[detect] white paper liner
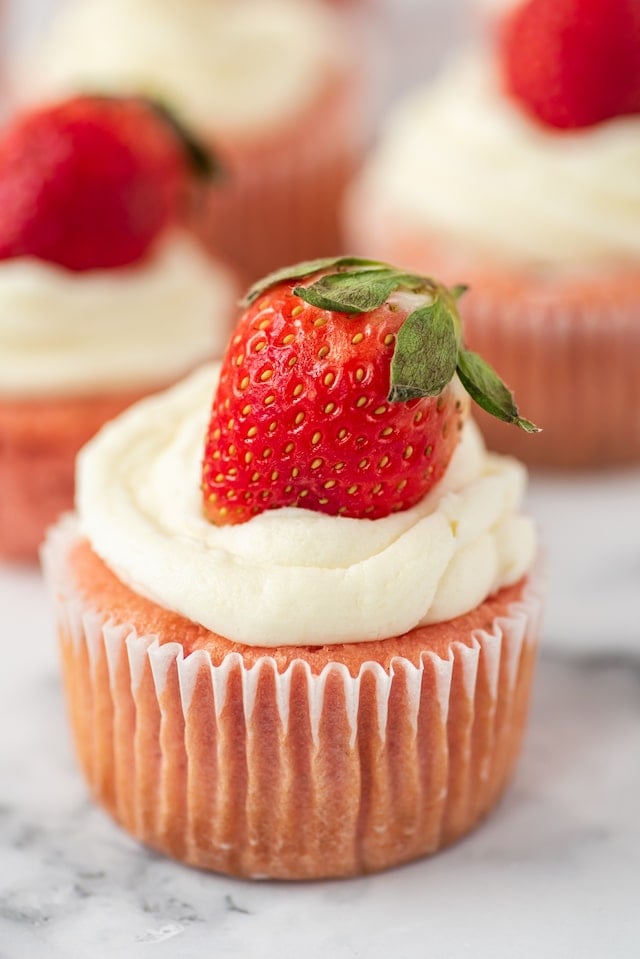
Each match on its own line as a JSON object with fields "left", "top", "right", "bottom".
{"left": 43, "top": 516, "right": 541, "bottom": 879}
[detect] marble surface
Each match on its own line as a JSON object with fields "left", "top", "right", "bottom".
{"left": 1, "top": 471, "right": 639, "bottom": 959}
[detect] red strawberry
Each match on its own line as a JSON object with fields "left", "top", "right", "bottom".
{"left": 202, "top": 258, "right": 537, "bottom": 525}
{"left": 500, "top": 0, "right": 640, "bottom": 129}
{"left": 0, "top": 95, "right": 215, "bottom": 271}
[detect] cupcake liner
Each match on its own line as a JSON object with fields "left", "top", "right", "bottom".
{"left": 454, "top": 277, "right": 640, "bottom": 468}
{"left": 197, "top": 67, "right": 366, "bottom": 285}
{"left": 345, "top": 185, "right": 640, "bottom": 468}
{"left": 0, "top": 388, "right": 152, "bottom": 562}
{"left": 43, "top": 518, "right": 541, "bottom": 880}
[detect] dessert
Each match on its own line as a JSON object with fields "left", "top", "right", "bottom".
{"left": 345, "top": 0, "right": 640, "bottom": 467}
{"left": 0, "top": 94, "right": 237, "bottom": 561}
{"left": 43, "top": 258, "right": 541, "bottom": 879}
{"left": 18, "top": 0, "right": 365, "bottom": 283}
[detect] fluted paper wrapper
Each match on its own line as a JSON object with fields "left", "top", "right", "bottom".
{"left": 43, "top": 521, "right": 541, "bottom": 879}
{"left": 345, "top": 185, "right": 640, "bottom": 469}
{"left": 452, "top": 281, "right": 640, "bottom": 469}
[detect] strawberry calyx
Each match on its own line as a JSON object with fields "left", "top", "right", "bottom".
{"left": 247, "top": 256, "right": 539, "bottom": 432}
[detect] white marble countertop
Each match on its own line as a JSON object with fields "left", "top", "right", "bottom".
{"left": 1, "top": 470, "right": 639, "bottom": 959}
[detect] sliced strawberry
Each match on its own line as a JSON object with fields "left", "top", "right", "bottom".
{"left": 0, "top": 95, "right": 216, "bottom": 271}
{"left": 202, "top": 258, "right": 538, "bottom": 525}
{"left": 500, "top": 0, "right": 640, "bottom": 129}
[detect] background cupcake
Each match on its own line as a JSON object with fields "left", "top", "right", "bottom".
{"left": 0, "top": 94, "right": 237, "bottom": 561}
{"left": 16, "top": 0, "right": 367, "bottom": 284}
{"left": 43, "top": 259, "right": 541, "bottom": 879}
{"left": 345, "top": 0, "right": 640, "bottom": 468}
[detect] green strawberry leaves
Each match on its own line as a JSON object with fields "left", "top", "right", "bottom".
{"left": 456, "top": 350, "right": 540, "bottom": 432}
{"left": 450, "top": 284, "right": 469, "bottom": 300}
{"left": 243, "top": 256, "right": 385, "bottom": 306}
{"left": 294, "top": 269, "right": 409, "bottom": 314}
{"left": 243, "top": 258, "right": 540, "bottom": 434}
{"left": 389, "top": 297, "right": 459, "bottom": 402}
{"left": 294, "top": 268, "right": 441, "bottom": 314}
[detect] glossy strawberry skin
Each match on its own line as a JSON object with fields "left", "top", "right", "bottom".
{"left": 202, "top": 281, "right": 467, "bottom": 525}
{"left": 0, "top": 96, "right": 188, "bottom": 271}
{"left": 501, "top": 0, "right": 640, "bottom": 129}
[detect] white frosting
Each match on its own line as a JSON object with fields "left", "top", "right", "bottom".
{"left": 358, "top": 55, "right": 640, "bottom": 270}
{"left": 0, "top": 234, "right": 237, "bottom": 398}
{"left": 26, "top": 0, "right": 347, "bottom": 136}
{"left": 76, "top": 364, "right": 536, "bottom": 647}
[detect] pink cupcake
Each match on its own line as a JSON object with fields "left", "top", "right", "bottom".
{"left": 43, "top": 258, "right": 541, "bottom": 879}
{"left": 346, "top": 1, "right": 640, "bottom": 468}
{"left": 0, "top": 94, "right": 238, "bottom": 561}
{"left": 18, "top": 0, "right": 366, "bottom": 284}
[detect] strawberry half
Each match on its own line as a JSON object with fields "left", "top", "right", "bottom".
{"left": 0, "top": 95, "right": 216, "bottom": 271}
{"left": 501, "top": 0, "right": 640, "bottom": 129}
{"left": 202, "top": 258, "right": 538, "bottom": 525}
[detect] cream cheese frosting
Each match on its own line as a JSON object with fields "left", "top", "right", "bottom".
{"left": 0, "top": 234, "right": 237, "bottom": 398}
{"left": 358, "top": 54, "right": 640, "bottom": 270}
{"left": 25, "top": 0, "right": 347, "bottom": 137}
{"left": 76, "top": 364, "right": 536, "bottom": 647}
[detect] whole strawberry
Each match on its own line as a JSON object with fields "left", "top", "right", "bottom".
{"left": 0, "top": 95, "right": 215, "bottom": 271}
{"left": 202, "top": 258, "right": 537, "bottom": 525}
{"left": 501, "top": 0, "right": 640, "bottom": 129}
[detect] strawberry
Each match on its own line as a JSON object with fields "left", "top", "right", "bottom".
{"left": 202, "top": 258, "right": 538, "bottom": 525}
{"left": 500, "top": 0, "right": 640, "bottom": 129}
{"left": 0, "top": 95, "right": 215, "bottom": 271}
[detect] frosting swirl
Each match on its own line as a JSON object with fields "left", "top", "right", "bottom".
{"left": 25, "top": 0, "right": 347, "bottom": 137}
{"left": 0, "top": 234, "right": 237, "bottom": 398}
{"left": 358, "top": 55, "right": 640, "bottom": 270}
{"left": 77, "top": 364, "right": 536, "bottom": 647}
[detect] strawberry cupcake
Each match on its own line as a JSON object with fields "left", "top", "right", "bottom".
{"left": 18, "top": 0, "right": 365, "bottom": 284}
{"left": 43, "top": 258, "right": 541, "bottom": 879}
{"left": 346, "top": 0, "right": 640, "bottom": 468}
{"left": 0, "top": 94, "right": 238, "bottom": 562}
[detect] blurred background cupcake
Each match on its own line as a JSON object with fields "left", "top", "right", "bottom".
{"left": 0, "top": 93, "right": 237, "bottom": 562}
{"left": 346, "top": 0, "right": 640, "bottom": 468}
{"left": 11, "top": 0, "right": 368, "bottom": 284}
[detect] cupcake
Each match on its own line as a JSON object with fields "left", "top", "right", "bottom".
{"left": 17, "top": 0, "right": 365, "bottom": 283}
{"left": 345, "top": 0, "right": 640, "bottom": 468}
{"left": 43, "top": 257, "right": 541, "bottom": 879}
{"left": 0, "top": 94, "right": 238, "bottom": 561}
